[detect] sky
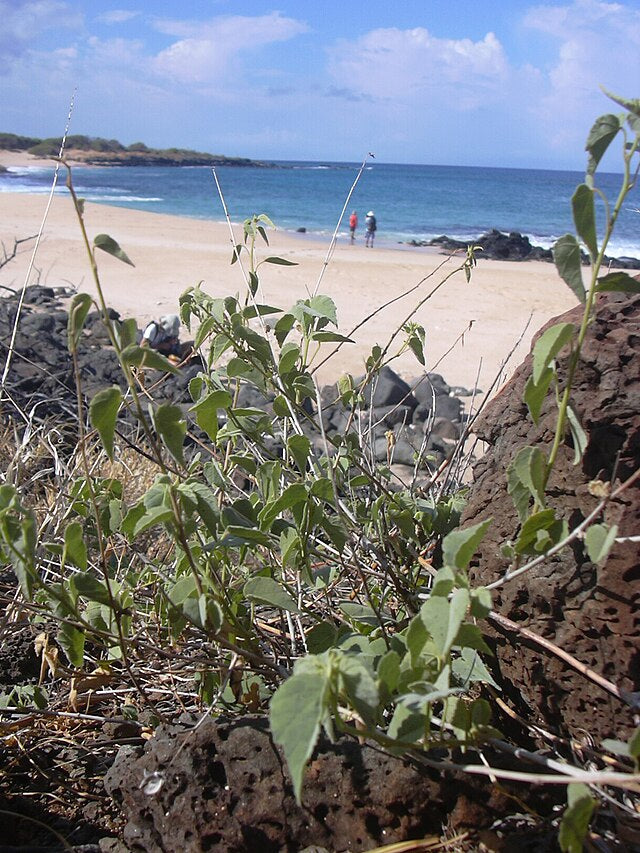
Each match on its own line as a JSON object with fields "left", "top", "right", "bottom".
{"left": 1, "top": 0, "right": 639, "bottom": 169}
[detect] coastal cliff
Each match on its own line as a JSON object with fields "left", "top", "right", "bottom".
{"left": 0, "top": 132, "right": 265, "bottom": 167}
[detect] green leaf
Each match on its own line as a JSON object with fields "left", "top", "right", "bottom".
{"left": 509, "top": 446, "right": 547, "bottom": 510}
{"left": 93, "top": 233, "right": 134, "bottom": 266}
{"left": 152, "top": 404, "right": 186, "bottom": 465}
{"left": 452, "top": 647, "right": 498, "bottom": 688}
{"left": 278, "top": 342, "right": 300, "bottom": 374}
{"left": 532, "top": 323, "right": 575, "bottom": 384}
{"left": 309, "top": 295, "right": 337, "bottom": 326}
{"left": 595, "top": 272, "right": 640, "bottom": 294}
{"left": 121, "top": 344, "right": 179, "bottom": 374}
{"left": 258, "top": 483, "right": 308, "bottom": 528}
{"left": 89, "top": 386, "right": 122, "bottom": 461}
{"left": 387, "top": 702, "right": 426, "bottom": 744}
{"left": 189, "top": 389, "right": 232, "bottom": 442}
{"left": 566, "top": 404, "right": 587, "bottom": 465}
{"left": 62, "top": 521, "right": 87, "bottom": 570}
{"left": 340, "top": 602, "right": 381, "bottom": 627}
{"left": 67, "top": 293, "right": 93, "bottom": 352}
{"left": 71, "top": 573, "right": 112, "bottom": 606}
{"left": 602, "top": 89, "right": 640, "bottom": 118}
{"left": 585, "top": 113, "right": 621, "bottom": 180}
{"left": 571, "top": 184, "right": 597, "bottom": 258}
{"left": 306, "top": 621, "right": 337, "bottom": 654}
{"left": 407, "top": 325, "right": 426, "bottom": 365}
{"left": 115, "top": 317, "right": 138, "bottom": 349}
{"left": 514, "top": 508, "right": 557, "bottom": 555}
{"left": 132, "top": 504, "right": 174, "bottom": 537}
{"left": 310, "top": 331, "right": 354, "bottom": 343}
{"left": 377, "top": 650, "right": 401, "bottom": 693}
{"left": 559, "top": 783, "right": 596, "bottom": 853}
{"left": 421, "top": 589, "right": 470, "bottom": 660}
{"left": 442, "top": 519, "right": 492, "bottom": 570}
{"left": 553, "top": 235, "right": 585, "bottom": 303}
{"left": 288, "top": 434, "right": 311, "bottom": 474}
{"left": 57, "top": 621, "right": 85, "bottom": 668}
{"left": 262, "top": 256, "right": 298, "bottom": 266}
{"left": 244, "top": 576, "right": 300, "bottom": 613}
{"left": 524, "top": 367, "right": 554, "bottom": 426}
{"left": 270, "top": 670, "right": 330, "bottom": 803}
{"left": 274, "top": 313, "right": 296, "bottom": 347}
{"left": 243, "top": 303, "right": 283, "bottom": 319}
{"left": 584, "top": 522, "right": 618, "bottom": 564}
{"left": 338, "top": 654, "right": 379, "bottom": 725}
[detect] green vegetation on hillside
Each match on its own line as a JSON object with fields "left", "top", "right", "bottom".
{"left": 0, "top": 132, "right": 261, "bottom": 167}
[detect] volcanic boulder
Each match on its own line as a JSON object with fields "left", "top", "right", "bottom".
{"left": 461, "top": 291, "right": 640, "bottom": 743}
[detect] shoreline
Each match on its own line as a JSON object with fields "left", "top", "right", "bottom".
{"left": 0, "top": 189, "right": 580, "bottom": 392}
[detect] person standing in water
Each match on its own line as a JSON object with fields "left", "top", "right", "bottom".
{"left": 349, "top": 210, "right": 358, "bottom": 243}
{"left": 364, "top": 211, "right": 377, "bottom": 247}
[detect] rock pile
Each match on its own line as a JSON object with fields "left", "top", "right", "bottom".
{"left": 407, "top": 228, "right": 640, "bottom": 269}
{"left": 0, "top": 287, "right": 469, "bottom": 477}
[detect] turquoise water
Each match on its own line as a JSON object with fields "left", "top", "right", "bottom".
{"left": 2, "top": 160, "right": 639, "bottom": 258}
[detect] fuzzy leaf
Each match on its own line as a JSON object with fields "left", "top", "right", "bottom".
{"left": 67, "top": 293, "right": 93, "bottom": 352}
{"left": 263, "top": 256, "right": 298, "bottom": 266}
{"left": 566, "top": 404, "right": 587, "bottom": 465}
{"left": 244, "top": 576, "right": 300, "bottom": 613}
{"left": 152, "top": 404, "right": 186, "bottom": 465}
{"left": 442, "top": 519, "right": 492, "bottom": 570}
{"left": 559, "top": 783, "right": 596, "bottom": 853}
{"left": 524, "top": 366, "right": 554, "bottom": 425}
{"left": 121, "top": 344, "right": 179, "bottom": 374}
{"left": 421, "top": 589, "right": 470, "bottom": 660}
{"left": 595, "top": 272, "right": 640, "bottom": 294}
{"left": 585, "top": 113, "right": 621, "bottom": 180}
{"left": 553, "top": 235, "right": 585, "bottom": 303}
{"left": 585, "top": 522, "right": 618, "bottom": 564}
{"left": 71, "top": 573, "right": 112, "bottom": 606}
{"left": 93, "top": 233, "right": 134, "bottom": 266}
{"left": 532, "top": 323, "right": 575, "bottom": 384}
{"left": 62, "top": 522, "right": 87, "bottom": 570}
{"left": 270, "top": 670, "right": 330, "bottom": 803}
{"left": 57, "top": 621, "right": 85, "bottom": 668}
{"left": 89, "top": 386, "right": 122, "bottom": 461}
{"left": 189, "top": 389, "right": 232, "bottom": 442}
{"left": 571, "top": 184, "right": 597, "bottom": 258}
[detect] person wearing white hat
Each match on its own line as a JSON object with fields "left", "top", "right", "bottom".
{"left": 141, "top": 313, "right": 183, "bottom": 361}
{"left": 364, "top": 211, "right": 377, "bottom": 247}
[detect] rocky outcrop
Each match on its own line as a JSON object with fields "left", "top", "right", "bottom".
{"left": 461, "top": 291, "right": 640, "bottom": 743}
{"left": 104, "top": 714, "right": 528, "bottom": 853}
{"left": 410, "top": 229, "right": 640, "bottom": 269}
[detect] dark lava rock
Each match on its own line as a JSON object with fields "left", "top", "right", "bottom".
{"left": 104, "top": 714, "right": 512, "bottom": 853}
{"left": 357, "top": 365, "right": 418, "bottom": 411}
{"left": 461, "top": 291, "right": 640, "bottom": 743}
{"left": 423, "top": 230, "right": 640, "bottom": 269}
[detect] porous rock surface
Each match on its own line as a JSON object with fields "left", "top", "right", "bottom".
{"left": 461, "top": 291, "right": 640, "bottom": 742}
{"left": 103, "top": 714, "right": 508, "bottom": 853}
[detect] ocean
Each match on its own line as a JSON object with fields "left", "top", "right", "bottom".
{"left": 2, "top": 160, "right": 639, "bottom": 259}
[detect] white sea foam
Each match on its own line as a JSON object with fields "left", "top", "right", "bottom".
{"left": 86, "top": 195, "right": 163, "bottom": 202}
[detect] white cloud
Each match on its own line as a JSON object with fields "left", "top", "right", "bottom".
{"left": 523, "top": 0, "right": 640, "bottom": 148}
{"left": 327, "top": 27, "right": 509, "bottom": 109}
{"left": 0, "top": 0, "right": 81, "bottom": 68}
{"left": 96, "top": 10, "right": 141, "bottom": 25}
{"left": 152, "top": 12, "right": 309, "bottom": 85}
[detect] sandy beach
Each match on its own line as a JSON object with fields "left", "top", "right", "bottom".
{"left": 0, "top": 158, "right": 581, "bottom": 393}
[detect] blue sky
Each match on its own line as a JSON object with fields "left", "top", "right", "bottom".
{"left": 2, "top": 0, "right": 639, "bottom": 168}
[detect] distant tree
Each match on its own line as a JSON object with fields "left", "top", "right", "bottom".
{"left": 0, "top": 133, "right": 41, "bottom": 150}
